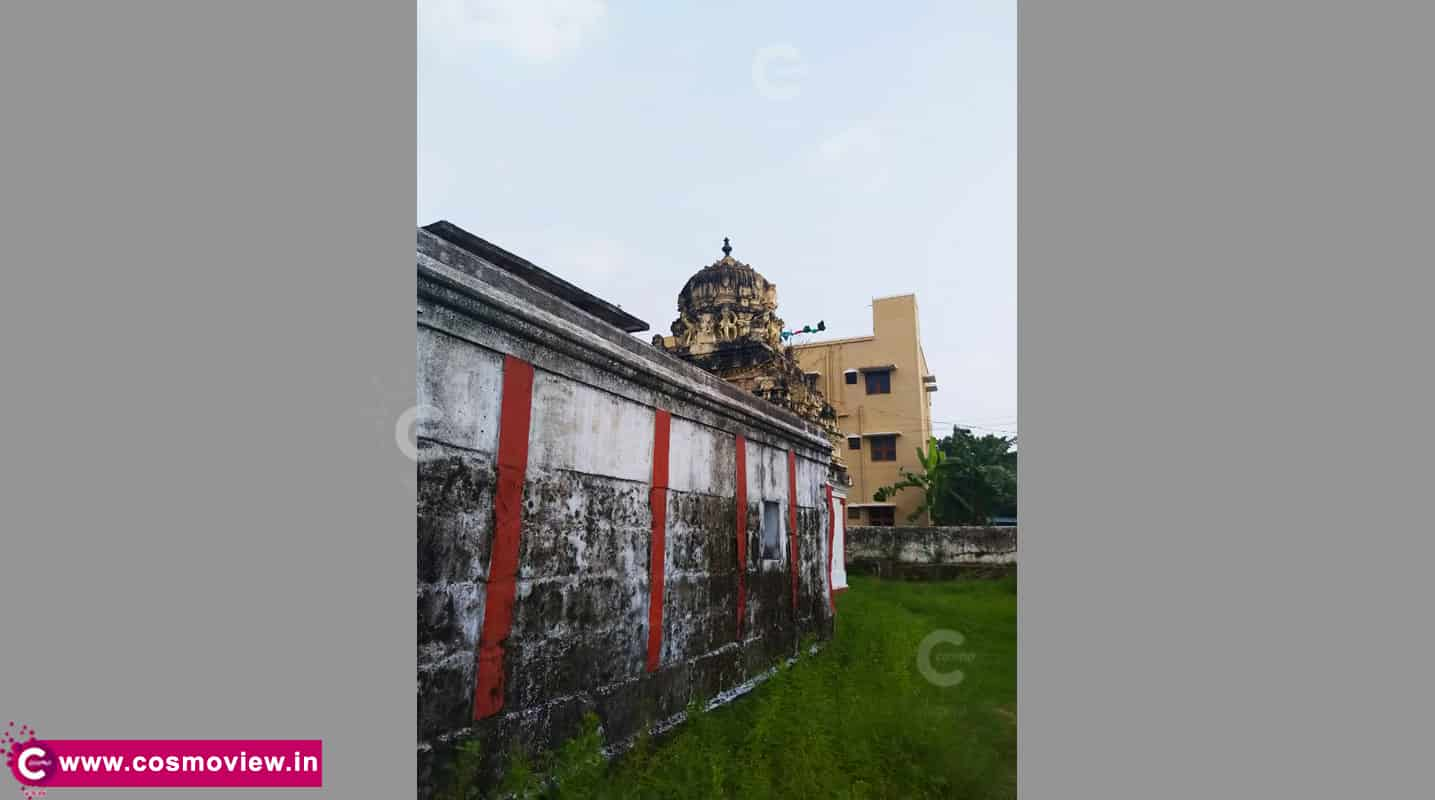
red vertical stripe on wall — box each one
[788,450,799,612]
[734,435,747,639]
[826,483,836,613]
[645,409,672,673]
[840,497,848,575]
[473,355,535,720]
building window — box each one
[847,506,861,520]
[869,435,897,461]
[804,373,819,392]
[869,507,896,526]
[865,370,891,394]
[844,370,858,385]
[761,501,782,560]
[847,436,861,450]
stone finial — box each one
[722,237,732,257]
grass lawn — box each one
[469,574,1016,799]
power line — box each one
[841,412,1017,431]
[835,412,1017,435]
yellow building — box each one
[793,294,936,526]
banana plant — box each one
[872,436,952,524]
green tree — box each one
[872,427,1017,525]
[938,427,1017,523]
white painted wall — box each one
[526,370,655,483]
[831,487,848,591]
[416,327,504,455]
[668,416,737,496]
[797,455,826,510]
[745,439,789,505]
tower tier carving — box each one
[653,239,847,481]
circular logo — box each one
[11,741,57,786]
[396,403,444,460]
[916,629,968,687]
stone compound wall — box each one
[846,526,1017,580]
[416,228,836,795]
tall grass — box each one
[441,575,1016,799]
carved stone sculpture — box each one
[654,239,846,479]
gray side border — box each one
[1022,2,1434,797]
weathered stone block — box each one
[418,586,457,647]
[651,661,693,720]
[741,633,787,678]
[519,470,649,581]
[417,446,494,585]
[417,657,473,742]
[690,645,742,704]
[510,579,565,640]
[666,491,737,573]
[593,678,649,744]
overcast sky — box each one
[418,1,1016,440]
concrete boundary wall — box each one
[416,228,837,795]
[846,526,1018,580]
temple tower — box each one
[653,239,848,482]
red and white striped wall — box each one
[424,348,836,722]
